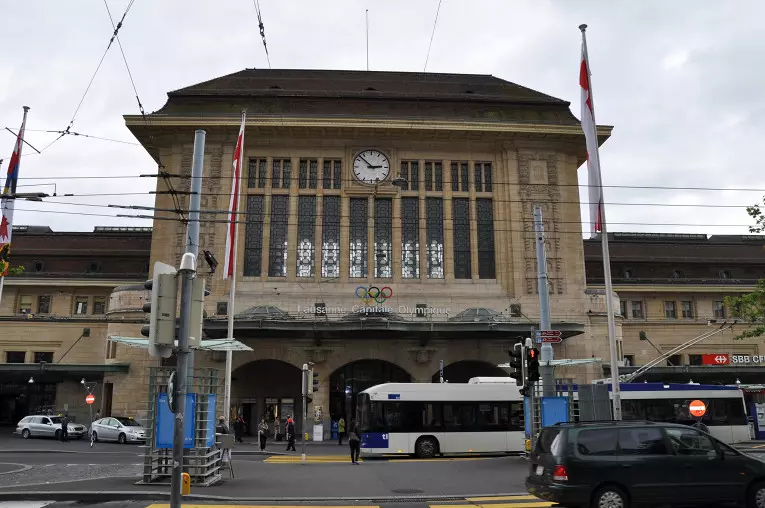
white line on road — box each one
[0,503,55,507]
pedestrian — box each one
[338,416,346,446]
[60,413,69,442]
[285,417,296,451]
[258,418,269,451]
[234,416,244,443]
[216,415,229,434]
[94,410,101,421]
[348,418,360,464]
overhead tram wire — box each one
[100,0,185,221]
[423,0,443,72]
[252,0,272,68]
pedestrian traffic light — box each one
[508,343,525,387]
[527,347,540,383]
[142,261,178,358]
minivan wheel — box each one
[592,485,628,508]
[748,480,765,508]
[21,429,30,439]
[414,437,438,458]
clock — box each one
[353,149,390,184]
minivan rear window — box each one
[577,428,617,456]
[536,428,562,455]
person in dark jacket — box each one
[348,418,360,464]
[60,413,69,442]
[285,417,296,451]
[216,416,229,434]
[233,416,245,443]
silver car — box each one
[90,416,147,444]
[16,415,87,440]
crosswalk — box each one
[145,494,551,508]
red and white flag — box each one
[223,113,246,280]
[1,107,29,277]
[579,32,604,234]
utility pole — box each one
[170,130,205,508]
[301,363,308,464]
[185,130,205,369]
[533,206,555,397]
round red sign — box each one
[689,399,706,417]
[85,394,95,405]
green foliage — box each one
[725,280,765,339]
[7,265,24,276]
[747,202,765,233]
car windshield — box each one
[115,417,141,427]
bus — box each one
[356,381,525,458]
[615,383,750,444]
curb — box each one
[0,490,529,503]
[0,450,78,454]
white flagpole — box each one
[224,110,246,423]
[580,24,622,420]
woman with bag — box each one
[258,418,269,451]
[348,418,361,464]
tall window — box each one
[476,199,496,279]
[424,162,443,191]
[452,198,471,279]
[713,300,726,319]
[5,352,25,363]
[37,295,51,314]
[451,161,469,192]
[247,158,267,188]
[374,199,392,278]
[272,159,291,189]
[323,159,342,189]
[664,301,677,319]
[298,159,318,190]
[322,196,341,278]
[18,295,33,314]
[681,300,694,319]
[631,301,644,319]
[74,297,88,315]
[400,161,419,191]
[268,195,289,277]
[34,352,53,363]
[401,198,420,279]
[244,195,265,276]
[474,162,492,192]
[425,198,444,279]
[296,197,316,277]
[349,198,368,278]
[93,297,107,315]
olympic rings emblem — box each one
[355,285,393,305]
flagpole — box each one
[580,24,622,420]
[224,110,246,423]
[0,106,30,311]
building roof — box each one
[167,69,570,105]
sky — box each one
[1,0,764,236]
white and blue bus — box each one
[357,381,525,458]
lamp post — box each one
[80,378,98,426]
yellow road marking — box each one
[264,455,361,463]
[752,443,765,449]
[147,505,378,508]
[432,504,551,508]
[466,495,540,501]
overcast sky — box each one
[1,0,764,237]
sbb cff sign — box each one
[731,355,765,364]
[701,354,730,365]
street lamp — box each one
[80,378,99,425]
[28,377,34,384]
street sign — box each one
[536,330,562,344]
[85,394,95,405]
[689,399,707,417]
[702,354,730,365]
[542,336,563,344]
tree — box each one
[7,265,24,276]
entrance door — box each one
[265,398,279,437]
[102,383,113,417]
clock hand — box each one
[359,155,374,167]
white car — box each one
[90,416,147,444]
[16,415,87,440]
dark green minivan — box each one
[526,421,765,508]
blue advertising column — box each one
[156,393,197,449]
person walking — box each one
[285,417,296,452]
[348,418,360,464]
[216,415,229,434]
[234,416,245,443]
[338,417,346,446]
[258,418,269,451]
[60,413,69,442]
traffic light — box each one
[188,277,206,349]
[312,370,320,393]
[527,347,540,383]
[508,343,525,386]
[142,262,178,358]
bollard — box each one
[181,472,190,496]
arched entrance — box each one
[231,359,302,438]
[431,360,509,384]
[329,360,411,421]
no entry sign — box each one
[689,399,707,417]
[85,394,95,405]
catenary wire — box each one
[423,0,443,72]
[252,0,272,69]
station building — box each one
[2,70,764,433]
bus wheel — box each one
[415,437,438,458]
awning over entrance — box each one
[0,362,130,384]
[604,364,765,385]
[108,336,254,351]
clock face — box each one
[353,150,390,184]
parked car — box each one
[526,420,765,508]
[90,416,147,444]
[16,415,87,440]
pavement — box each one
[0,432,530,504]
